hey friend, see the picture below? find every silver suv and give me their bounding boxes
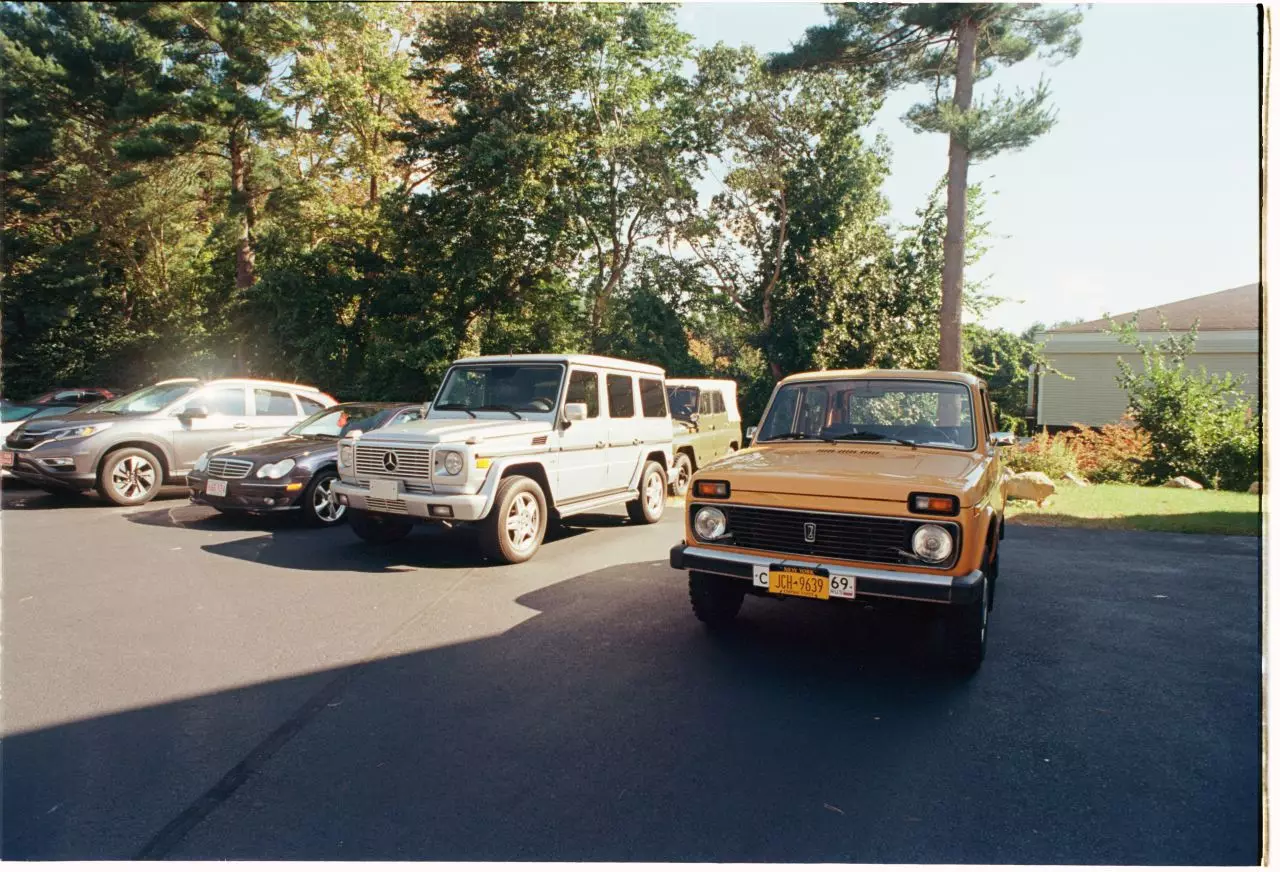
[1,378,336,506]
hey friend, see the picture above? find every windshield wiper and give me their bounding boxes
[434,403,477,419]
[763,432,818,441]
[473,404,524,420]
[825,432,917,448]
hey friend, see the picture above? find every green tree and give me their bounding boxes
[771,4,1083,371]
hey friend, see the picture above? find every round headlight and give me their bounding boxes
[911,524,954,564]
[194,452,209,473]
[442,450,463,476]
[339,445,353,468]
[693,506,727,541]
[256,458,296,480]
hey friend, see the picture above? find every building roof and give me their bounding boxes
[1049,283,1260,333]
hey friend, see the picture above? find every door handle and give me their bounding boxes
[632,438,641,445]
[233,423,250,430]
[595,441,605,449]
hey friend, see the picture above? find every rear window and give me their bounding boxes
[607,375,634,418]
[710,391,725,414]
[639,378,667,418]
[255,388,298,416]
[297,395,326,415]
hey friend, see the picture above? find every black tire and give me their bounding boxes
[300,469,346,527]
[944,577,989,675]
[626,460,666,524]
[689,571,744,629]
[348,507,413,543]
[479,475,548,564]
[670,452,694,497]
[97,446,164,506]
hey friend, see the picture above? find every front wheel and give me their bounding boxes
[300,470,346,527]
[944,578,989,674]
[348,508,413,543]
[689,571,744,629]
[627,460,666,524]
[480,475,548,564]
[98,447,164,506]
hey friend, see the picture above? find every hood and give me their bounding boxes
[700,443,985,505]
[354,416,553,445]
[212,434,338,465]
[13,407,126,436]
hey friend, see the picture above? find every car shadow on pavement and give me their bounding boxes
[1,485,188,512]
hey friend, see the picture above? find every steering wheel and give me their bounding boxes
[530,397,554,412]
[895,423,952,444]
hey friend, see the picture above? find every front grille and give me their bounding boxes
[710,504,959,569]
[207,457,254,480]
[365,497,409,514]
[355,445,431,479]
[7,431,46,450]
[403,482,434,495]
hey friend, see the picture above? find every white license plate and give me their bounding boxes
[752,564,856,599]
[0,451,13,468]
[206,479,228,497]
[370,478,400,500]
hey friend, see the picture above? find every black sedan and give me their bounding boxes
[186,402,425,526]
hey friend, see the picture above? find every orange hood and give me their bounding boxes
[698,443,986,506]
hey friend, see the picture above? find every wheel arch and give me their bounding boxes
[97,440,173,482]
[499,461,554,505]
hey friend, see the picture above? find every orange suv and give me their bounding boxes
[669,369,1014,672]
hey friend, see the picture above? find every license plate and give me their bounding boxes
[768,567,830,600]
[206,479,228,497]
[0,451,13,468]
[370,478,400,500]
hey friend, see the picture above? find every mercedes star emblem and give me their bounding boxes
[382,451,399,472]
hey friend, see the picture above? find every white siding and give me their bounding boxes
[1038,350,1258,427]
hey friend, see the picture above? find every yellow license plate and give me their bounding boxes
[768,568,829,600]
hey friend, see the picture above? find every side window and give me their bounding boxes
[606,374,635,418]
[980,389,995,436]
[698,392,713,415]
[639,378,667,418]
[254,388,298,416]
[566,370,600,418]
[711,391,726,414]
[203,387,247,417]
[297,395,326,415]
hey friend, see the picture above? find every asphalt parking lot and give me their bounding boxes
[1,482,1261,863]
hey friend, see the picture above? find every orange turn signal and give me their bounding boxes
[692,480,731,499]
[909,493,959,515]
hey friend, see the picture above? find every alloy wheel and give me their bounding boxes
[111,456,156,501]
[313,477,345,523]
[505,491,539,553]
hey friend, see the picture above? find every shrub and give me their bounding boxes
[1064,419,1152,484]
[1003,429,1080,480]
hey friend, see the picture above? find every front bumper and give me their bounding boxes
[669,543,984,605]
[332,479,488,521]
[187,473,306,512]
[3,450,96,491]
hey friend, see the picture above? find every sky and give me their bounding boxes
[674,2,1261,334]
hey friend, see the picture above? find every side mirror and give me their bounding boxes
[563,403,588,423]
[745,425,757,446]
[990,431,1017,447]
[178,405,208,421]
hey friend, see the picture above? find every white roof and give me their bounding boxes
[158,376,323,392]
[664,377,738,389]
[452,354,665,375]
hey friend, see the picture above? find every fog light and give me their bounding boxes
[429,504,454,518]
[338,494,349,506]
[263,498,275,507]
[41,456,75,468]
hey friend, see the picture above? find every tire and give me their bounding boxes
[670,452,694,497]
[300,469,346,527]
[626,460,666,524]
[480,475,548,564]
[348,507,413,543]
[689,571,744,629]
[944,577,989,675]
[98,446,164,506]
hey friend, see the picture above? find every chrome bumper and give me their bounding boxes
[669,543,984,604]
[331,480,488,521]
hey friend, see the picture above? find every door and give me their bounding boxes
[707,389,732,457]
[604,373,642,490]
[171,385,253,469]
[556,369,610,500]
[252,387,303,439]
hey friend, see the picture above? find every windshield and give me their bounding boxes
[96,382,198,414]
[1,404,39,423]
[434,364,565,415]
[667,386,699,421]
[289,405,397,438]
[758,379,976,450]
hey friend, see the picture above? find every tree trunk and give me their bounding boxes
[230,128,256,292]
[939,17,978,372]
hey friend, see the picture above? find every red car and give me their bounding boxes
[28,387,119,405]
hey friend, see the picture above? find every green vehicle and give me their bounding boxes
[665,378,743,497]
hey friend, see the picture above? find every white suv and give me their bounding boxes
[332,354,673,563]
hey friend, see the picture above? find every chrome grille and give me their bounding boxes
[365,497,409,514]
[706,504,960,569]
[207,457,254,480]
[355,445,432,479]
[403,482,434,495]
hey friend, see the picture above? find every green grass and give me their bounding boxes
[1006,482,1261,536]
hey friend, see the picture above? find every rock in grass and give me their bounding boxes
[1064,472,1090,487]
[1005,471,1056,507]
[1249,481,1261,495]
[1162,476,1204,490]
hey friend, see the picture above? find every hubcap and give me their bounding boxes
[676,459,691,491]
[644,470,664,514]
[505,492,539,553]
[111,456,156,500]
[313,478,345,523]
